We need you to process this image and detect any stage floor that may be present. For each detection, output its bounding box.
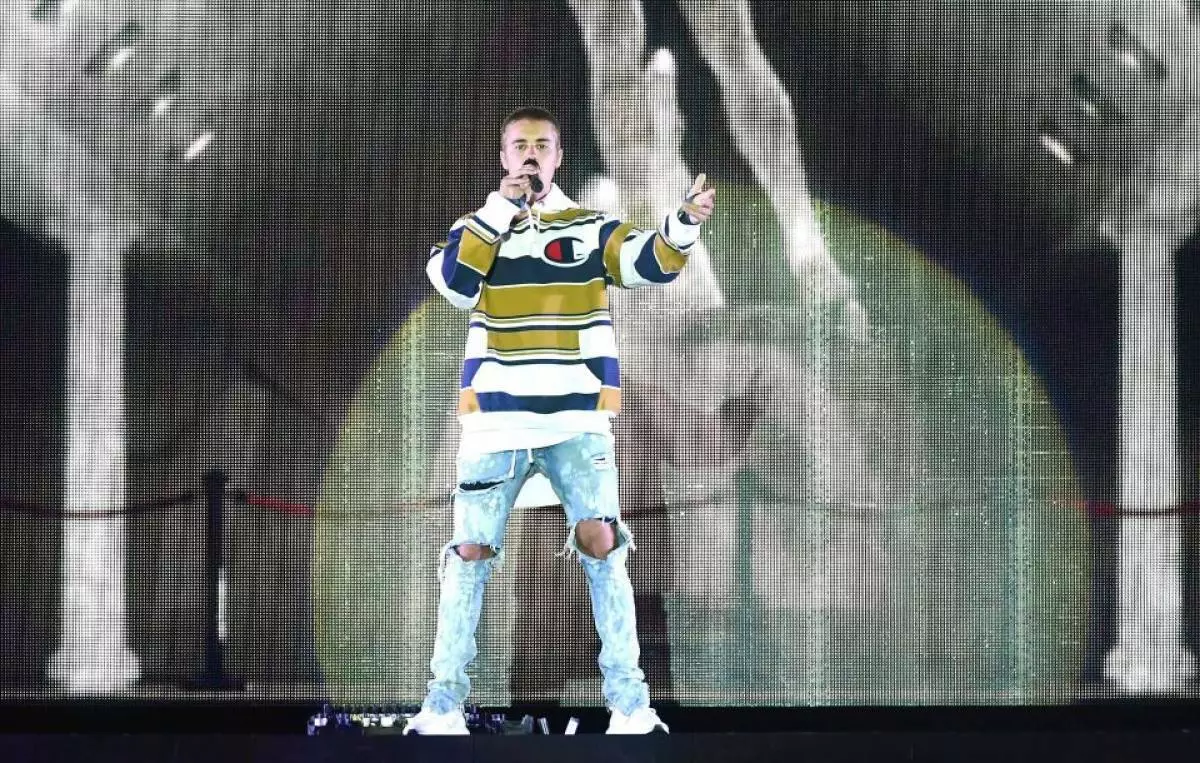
[1,697,1200,734]
[3,730,1200,763]
[2,695,1200,761]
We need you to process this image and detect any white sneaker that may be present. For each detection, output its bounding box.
[606,706,669,734]
[402,707,469,735]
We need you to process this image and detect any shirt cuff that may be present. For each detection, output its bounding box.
[661,209,701,250]
[474,191,523,239]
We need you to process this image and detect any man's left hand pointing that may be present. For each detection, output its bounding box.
[680,173,716,224]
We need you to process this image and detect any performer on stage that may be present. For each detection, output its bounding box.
[403,106,715,735]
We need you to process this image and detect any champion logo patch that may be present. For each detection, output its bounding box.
[543,236,590,267]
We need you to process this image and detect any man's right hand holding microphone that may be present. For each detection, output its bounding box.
[500,160,544,204]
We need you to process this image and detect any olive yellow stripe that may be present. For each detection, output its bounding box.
[484,347,580,359]
[537,208,604,224]
[484,277,607,290]
[478,280,608,318]
[602,222,637,287]
[511,219,603,233]
[457,228,500,274]
[487,329,580,353]
[464,217,498,244]
[471,308,610,326]
[653,235,688,274]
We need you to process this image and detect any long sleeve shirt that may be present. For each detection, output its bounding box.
[426,183,700,456]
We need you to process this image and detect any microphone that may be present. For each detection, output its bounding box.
[523,159,544,195]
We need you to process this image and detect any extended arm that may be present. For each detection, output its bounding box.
[425,192,520,309]
[597,211,696,288]
[600,174,715,288]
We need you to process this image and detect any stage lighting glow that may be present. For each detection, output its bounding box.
[219,567,229,642]
[184,130,214,161]
[1037,128,1075,166]
[650,46,675,75]
[152,68,181,117]
[317,193,1089,705]
[107,46,135,72]
[1071,73,1121,124]
[152,95,174,117]
[87,21,144,77]
[1106,22,1167,81]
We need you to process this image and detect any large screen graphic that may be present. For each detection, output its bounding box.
[3,0,1197,708]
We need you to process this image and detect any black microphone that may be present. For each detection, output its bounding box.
[523,159,544,194]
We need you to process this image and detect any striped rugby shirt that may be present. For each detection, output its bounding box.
[426,183,700,449]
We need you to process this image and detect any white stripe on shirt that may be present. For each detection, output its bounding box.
[470,361,603,397]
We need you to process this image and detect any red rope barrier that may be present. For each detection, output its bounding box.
[234,491,313,517]
[0,492,196,518]
[1080,500,1200,518]
[0,490,319,518]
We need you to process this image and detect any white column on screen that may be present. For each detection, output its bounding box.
[48,205,141,692]
[1103,107,1199,693]
[2,1,148,693]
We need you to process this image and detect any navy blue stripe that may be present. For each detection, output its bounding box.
[439,226,464,284]
[473,309,609,321]
[461,357,484,386]
[596,219,623,252]
[461,356,619,371]
[487,248,605,287]
[476,391,600,414]
[468,319,612,333]
[470,214,499,238]
[634,236,678,284]
[469,356,609,367]
[440,227,485,298]
[584,356,620,387]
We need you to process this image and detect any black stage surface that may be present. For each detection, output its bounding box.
[2,703,1200,762]
[2,731,1200,763]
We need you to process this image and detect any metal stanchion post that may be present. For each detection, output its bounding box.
[183,469,245,691]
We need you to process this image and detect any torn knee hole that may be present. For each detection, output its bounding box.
[454,543,495,561]
[459,479,503,492]
[575,519,618,559]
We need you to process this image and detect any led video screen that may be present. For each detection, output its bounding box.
[3,0,1197,709]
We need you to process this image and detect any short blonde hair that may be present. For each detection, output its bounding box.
[500,107,561,146]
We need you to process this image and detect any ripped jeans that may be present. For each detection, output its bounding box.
[422,432,650,715]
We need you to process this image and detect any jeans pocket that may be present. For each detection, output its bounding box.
[455,451,514,493]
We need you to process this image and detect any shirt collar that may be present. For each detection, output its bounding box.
[530,183,576,213]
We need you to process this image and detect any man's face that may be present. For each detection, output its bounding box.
[500,119,562,199]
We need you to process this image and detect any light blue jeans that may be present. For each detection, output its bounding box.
[422,432,650,715]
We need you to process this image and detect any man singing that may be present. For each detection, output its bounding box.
[403,106,715,735]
